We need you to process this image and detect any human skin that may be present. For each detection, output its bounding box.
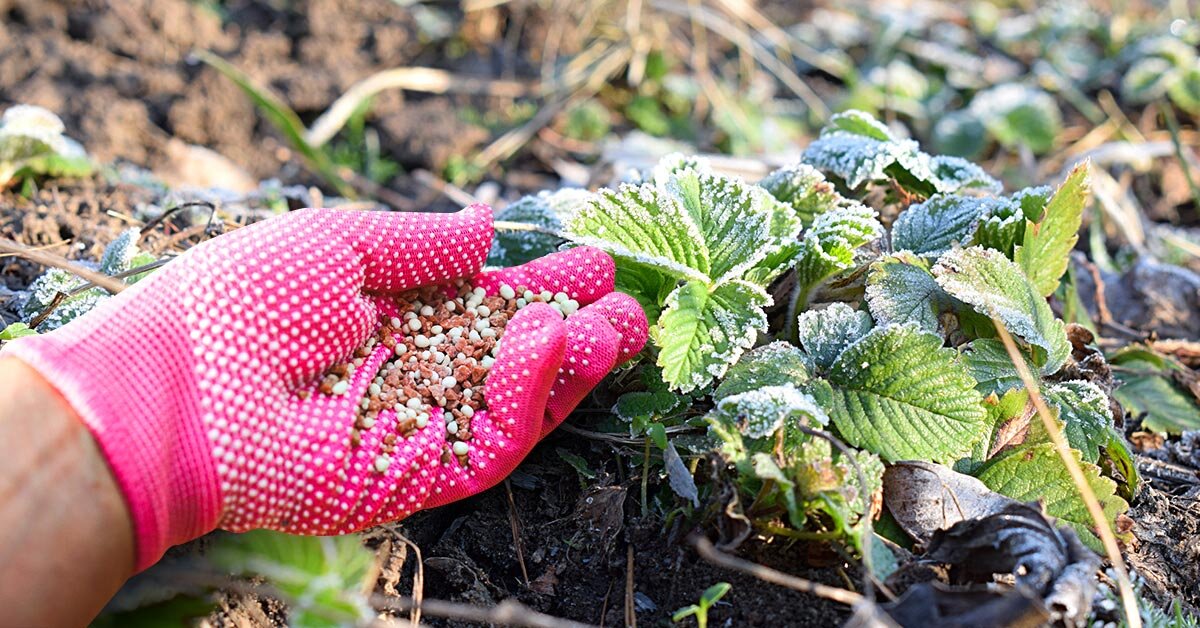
[0,357,134,626]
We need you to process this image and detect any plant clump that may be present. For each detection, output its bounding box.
[315,281,579,469]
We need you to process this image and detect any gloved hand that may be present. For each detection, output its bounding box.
[3,204,647,571]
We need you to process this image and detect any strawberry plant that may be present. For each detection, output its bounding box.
[558,110,1141,554]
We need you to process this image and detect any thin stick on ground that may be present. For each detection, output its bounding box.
[372,595,599,628]
[992,320,1141,628]
[0,238,126,294]
[503,479,531,588]
[690,534,865,607]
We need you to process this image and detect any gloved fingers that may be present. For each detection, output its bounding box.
[472,246,616,307]
[339,406,446,531]
[324,203,494,294]
[267,341,394,534]
[541,292,649,435]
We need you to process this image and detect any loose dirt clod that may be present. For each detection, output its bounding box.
[317,281,578,469]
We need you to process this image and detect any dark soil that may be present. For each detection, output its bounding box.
[0,0,492,181]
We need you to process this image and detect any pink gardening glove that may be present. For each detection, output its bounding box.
[3,204,647,571]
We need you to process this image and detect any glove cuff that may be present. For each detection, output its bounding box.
[3,304,222,571]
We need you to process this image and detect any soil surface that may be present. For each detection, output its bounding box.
[0,0,491,182]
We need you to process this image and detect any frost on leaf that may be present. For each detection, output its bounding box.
[975,443,1129,551]
[566,182,710,282]
[714,341,811,401]
[795,302,873,371]
[21,268,107,331]
[793,203,883,299]
[934,247,1070,374]
[99,229,143,275]
[825,324,988,464]
[929,156,1003,194]
[864,252,953,334]
[758,162,843,227]
[717,384,828,439]
[488,192,580,267]
[656,280,769,393]
[891,195,1010,257]
[651,152,711,186]
[1013,162,1089,297]
[668,169,774,283]
[1043,381,1114,465]
[801,109,1000,196]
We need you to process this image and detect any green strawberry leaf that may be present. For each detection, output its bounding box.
[1013,162,1089,297]
[934,246,1070,374]
[794,203,883,299]
[210,531,374,628]
[963,338,1039,396]
[825,324,988,463]
[1109,346,1200,434]
[567,182,711,282]
[758,162,843,227]
[668,169,775,283]
[975,442,1129,551]
[657,279,769,393]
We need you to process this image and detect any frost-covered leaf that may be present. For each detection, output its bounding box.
[668,169,774,282]
[0,104,91,188]
[802,110,1000,196]
[656,280,769,392]
[934,247,1070,373]
[758,162,842,227]
[825,324,988,463]
[210,531,374,628]
[970,84,1063,155]
[1044,381,1113,464]
[803,128,930,191]
[929,156,1003,194]
[22,268,109,332]
[864,252,950,334]
[488,194,565,266]
[714,341,811,401]
[1109,347,1200,434]
[717,384,829,438]
[963,338,1039,396]
[826,109,896,141]
[99,229,143,275]
[794,203,883,299]
[955,387,1038,474]
[795,302,873,371]
[1013,162,1089,297]
[614,259,674,324]
[975,443,1129,550]
[893,195,1009,257]
[567,182,710,282]
[651,152,711,186]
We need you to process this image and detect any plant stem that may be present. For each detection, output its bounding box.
[493,220,567,239]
